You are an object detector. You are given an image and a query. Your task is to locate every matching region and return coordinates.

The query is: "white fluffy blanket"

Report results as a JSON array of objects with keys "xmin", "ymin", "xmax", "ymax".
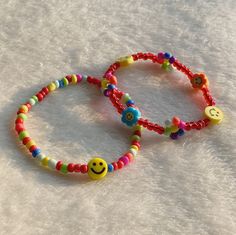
[{"xmin": 0, "ymin": 0, "xmax": 235, "ymax": 234}]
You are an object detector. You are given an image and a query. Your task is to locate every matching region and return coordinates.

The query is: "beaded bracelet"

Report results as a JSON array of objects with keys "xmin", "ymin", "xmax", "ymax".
[
  {"xmin": 100, "ymin": 52, "xmax": 223, "ymax": 139},
  {"xmin": 14, "ymin": 74, "xmax": 141, "ymax": 180}
]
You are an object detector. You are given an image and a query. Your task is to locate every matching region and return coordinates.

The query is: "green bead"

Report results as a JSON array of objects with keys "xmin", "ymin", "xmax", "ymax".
[
  {"xmin": 17, "ymin": 113, "xmax": 27, "ymax": 121},
  {"xmin": 164, "ymin": 127, "xmax": 172, "ymax": 136},
  {"xmin": 62, "ymin": 77, "xmax": 69, "ymax": 86},
  {"xmin": 162, "ymin": 61, "xmax": 172, "ymax": 71},
  {"xmin": 60, "ymin": 164, "xmax": 68, "ymax": 174},
  {"xmin": 32, "ymin": 95, "xmax": 38, "ymax": 103},
  {"xmin": 19, "ymin": 131, "xmax": 29, "ymax": 140},
  {"xmin": 121, "ymin": 93, "xmax": 131, "ymax": 104},
  {"xmin": 131, "ymin": 135, "xmax": 141, "ymax": 142}
]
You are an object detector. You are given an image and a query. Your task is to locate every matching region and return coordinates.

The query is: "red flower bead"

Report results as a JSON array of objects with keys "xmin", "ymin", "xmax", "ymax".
[
  {"xmin": 15, "ymin": 118, "xmax": 23, "ymax": 124},
  {"xmin": 191, "ymin": 73, "xmax": 208, "ymax": 89}
]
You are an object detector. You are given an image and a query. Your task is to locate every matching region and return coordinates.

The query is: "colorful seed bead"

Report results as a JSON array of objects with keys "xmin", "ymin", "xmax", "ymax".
[
  {"xmin": 41, "ymin": 157, "xmax": 50, "ymax": 166},
  {"xmin": 117, "ymin": 56, "xmax": 134, "ymax": 67},
  {"xmin": 14, "ymin": 75, "xmax": 141, "ymax": 180},
  {"xmin": 103, "ymin": 51, "xmax": 221, "ymax": 138}
]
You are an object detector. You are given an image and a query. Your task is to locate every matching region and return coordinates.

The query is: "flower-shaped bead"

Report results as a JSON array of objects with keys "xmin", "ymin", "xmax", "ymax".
[
  {"xmin": 121, "ymin": 107, "xmax": 141, "ymax": 127},
  {"xmin": 191, "ymin": 73, "xmax": 208, "ymax": 89}
]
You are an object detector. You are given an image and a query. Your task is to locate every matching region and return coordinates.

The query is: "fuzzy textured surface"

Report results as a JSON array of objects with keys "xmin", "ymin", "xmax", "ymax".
[{"xmin": 0, "ymin": 0, "xmax": 236, "ymax": 234}]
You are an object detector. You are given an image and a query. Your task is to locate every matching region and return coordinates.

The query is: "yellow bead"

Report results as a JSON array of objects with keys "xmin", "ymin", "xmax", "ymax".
[
  {"xmin": 170, "ymin": 125, "xmax": 179, "ymax": 133},
  {"xmin": 48, "ymin": 82, "xmax": 56, "ymax": 92},
  {"xmin": 117, "ymin": 56, "xmax": 134, "ymax": 67},
  {"xmin": 204, "ymin": 106, "xmax": 223, "ymax": 124},
  {"xmin": 88, "ymin": 158, "xmax": 108, "ymax": 180},
  {"xmin": 71, "ymin": 74, "xmax": 77, "ymax": 84},
  {"xmin": 20, "ymin": 105, "xmax": 28, "ymax": 113},
  {"xmin": 133, "ymin": 125, "xmax": 142, "ymax": 131},
  {"xmin": 41, "ymin": 157, "xmax": 50, "ymax": 166},
  {"xmin": 101, "ymin": 79, "xmax": 109, "ymax": 89},
  {"xmin": 130, "ymin": 145, "xmax": 139, "ymax": 151},
  {"xmin": 26, "ymin": 140, "xmax": 36, "ymax": 149}
]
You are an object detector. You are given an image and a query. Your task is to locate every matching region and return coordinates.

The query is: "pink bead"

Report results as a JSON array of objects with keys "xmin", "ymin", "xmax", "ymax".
[
  {"xmin": 76, "ymin": 74, "xmax": 83, "ymax": 83},
  {"xmin": 172, "ymin": 116, "xmax": 180, "ymax": 126},
  {"xmin": 179, "ymin": 120, "xmax": 186, "ymax": 129},
  {"xmin": 119, "ymin": 156, "xmax": 129, "ymax": 165}
]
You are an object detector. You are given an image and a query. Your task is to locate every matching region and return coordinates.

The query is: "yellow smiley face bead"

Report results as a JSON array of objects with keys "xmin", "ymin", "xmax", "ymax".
[
  {"xmin": 88, "ymin": 158, "xmax": 108, "ymax": 180},
  {"xmin": 117, "ymin": 56, "xmax": 134, "ymax": 67},
  {"xmin": 204, "ymin": 106, "xmax": 224, "ymax": 124}
]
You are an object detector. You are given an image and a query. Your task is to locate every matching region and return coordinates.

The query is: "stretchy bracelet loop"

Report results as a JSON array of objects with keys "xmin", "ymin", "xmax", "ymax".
[
  {"xmin": 14, "ymin": 74, "xmax": 142, "ymax": 180},
  {"xmin": 101, "ymin": 52, "xmax": 223, "ymax": 139}
]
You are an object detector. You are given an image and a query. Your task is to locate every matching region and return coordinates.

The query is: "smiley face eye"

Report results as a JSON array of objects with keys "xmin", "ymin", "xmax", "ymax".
[
  {"xmin": 93, "ymin": 163, "xmax": 96, "ymax": 166},
  {"xmin": 99, "ymin": 162, "xmax": 103, "ymax": 166}
]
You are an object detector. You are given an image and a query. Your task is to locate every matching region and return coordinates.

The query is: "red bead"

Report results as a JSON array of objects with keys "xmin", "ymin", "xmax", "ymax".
[
  {"xmin": 112, "ymin": 162, "xmax": 118, "ymax": 171},
  {"xmin": 15, "ymin": 123, "xmax": 25, "ymax": 133},
  {"xmin": 126, "ymin": 153, "xmax": 134, "ymax": 162},
  {"xmin": 15, "ymin": 118, "xmax": 23, "ymax": 124},
  {"xmin": 66, "ymin": 75, "xmax": 72, "ymax": 83},
  {"xmin": 36, "ymin": 93, "xmax": 44, "ymax": 102},
  {"xmin": 117, "ymin": 160, "xmax": 124, "ymax": 169},
  {"xmin": 67, "ymin": 163, "xmax": 75, "ymax": 172},
  {"xmin": 25, "ymin": 103, "xmax": 32, "ymax": 111},
  {"xmin": 42, "ymin": 87, "xmax": 49, "ymax": 95},
  {"xmin": 22, "ymin": 137, "xmax": 31, "ymax": 145},
  {"xmin": 74, "ymin": 164, "xmax": 81, "ymax": 172},
  {"xmin": 133, "ymin": 130, "xmax": 141, "ymax": 137},
  {"xmin": 56, "ymin": 161, "xmax": 63, "ymax": 171},
  {"xmin": 131, "ymin": 141, "xmax": 141, "ymax": 149},
  {"xmin": 29, "ymin": 145, "xmax": 37, "ymax": 152},
  {"xmin": 80, "ymin": 164, "xmax": 88, "ymax": 174}
]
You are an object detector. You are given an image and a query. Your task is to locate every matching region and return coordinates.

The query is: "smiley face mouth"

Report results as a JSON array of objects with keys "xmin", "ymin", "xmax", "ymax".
[{"xmin": 91, "ymin": 167, "xmax": 106, "ymax": 175}]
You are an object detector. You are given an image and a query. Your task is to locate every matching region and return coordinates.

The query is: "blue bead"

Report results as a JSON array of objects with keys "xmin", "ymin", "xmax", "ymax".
[
  {"xmin": 32, "ymin": 148, "xmax": 41, "ymax": 158},
  {"xmin": 126, "ymin": 100, "xmax": 135, "ymax": 106},
  {"xmin": 59, "ymin": 80, "xmax": 64, "ymax": 88},
  {"xmin": 178, "ymin": 129, "xmax": 185, "ymax": 136},
  {"xmin": 164, "ymin": 52, "xmax": 171, "ymax": 59},
  {"xmin": 108, "ymin": 84, "xmax": 116, "ymax": 90},
  {"xmin": 108, "ymin": 164, "xmax": 114, "ymax": 172}
]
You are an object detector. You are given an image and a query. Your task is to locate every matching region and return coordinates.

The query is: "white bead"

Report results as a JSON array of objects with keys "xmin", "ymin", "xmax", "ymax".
[
  {"xmin": 36, "ymin": 153, "xmax": 46, "ymax": 161},
  {"xmin": 29, "ymin": 98, "xmax": 36, "ymax": 106},
  {"xmin": 48, "ymin": 159, "xmax": 57, "ymax": 169},
  {"xmin": 129, "ymin": 148, "xmax": 137, "ymax": 156},
  {"xmin": 54, "ymin": 80, "xmax": 60, "ymax": 88}
]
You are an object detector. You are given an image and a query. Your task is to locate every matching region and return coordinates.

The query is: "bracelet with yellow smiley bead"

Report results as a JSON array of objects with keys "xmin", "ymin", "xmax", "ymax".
[
  {"xmin": 14, "ymin": 74, "xmax": 142, "ymax": 180},
  {"xmin": 101, "ymin": 52, "xmax": 223, "ymax": 140}
]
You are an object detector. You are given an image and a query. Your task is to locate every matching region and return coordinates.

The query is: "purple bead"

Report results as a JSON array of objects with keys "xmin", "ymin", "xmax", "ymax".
[
  {"xmin": 119, "ymin": 156, "xmax": 129, "ymax": 165},
  {"xmin": 103, "ymin": 89, "xmax": 110, "ymax": 97},
  {"xmin": 170, "ymin": 132, "xmax": 178, "ymax": 140},
  {"xmin": 169, "ymin": 56, "xmax": 175, "ymax": 64}
]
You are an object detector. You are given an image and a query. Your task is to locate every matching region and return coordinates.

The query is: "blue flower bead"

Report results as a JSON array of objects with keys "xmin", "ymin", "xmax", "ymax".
[{"xmin": 121, "ymin": 107, "xmax": 141, "ymax": 127}]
